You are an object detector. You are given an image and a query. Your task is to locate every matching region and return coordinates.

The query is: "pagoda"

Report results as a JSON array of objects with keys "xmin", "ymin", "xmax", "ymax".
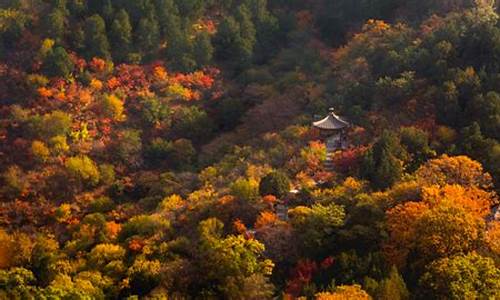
[{"xmin": 312, "ymin": 108, "xmax": 350, "ymax": 170}]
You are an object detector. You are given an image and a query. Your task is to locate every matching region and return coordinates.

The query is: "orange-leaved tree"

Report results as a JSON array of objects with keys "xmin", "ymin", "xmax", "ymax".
[
  {"xmin": 384, "ymin": 184, "xmax": 493, "ymax": 269},
  {"xmin": 416, "ymin": 155, "xmax": 493, "ymax": 190}
]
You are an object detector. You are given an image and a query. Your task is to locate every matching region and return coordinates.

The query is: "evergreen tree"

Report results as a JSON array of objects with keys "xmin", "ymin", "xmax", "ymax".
[
  {"xmin": 214, "ymin": 11, "xmax": 256, "ymax": 68},
  {"xmin": 460, "ymin": 122, "xmax": 494, "ymax": 161},
  {"xmin": 400, "ymin": 127, "xmax": 434, "ymax": 172},
  {"xmin": 87, "ymin": 0, "xmax": 114, "ymax": 20},
  {"xmin": 376, "ymin": 148, "xmax": 402, "ymax": 188},
  {"xmin": 155, "ymin": 0, "xmax": 196, "ymax": 71},
  {"xmin": 362, "ymin": 131, "xmax": 406, "ymax": 190},
  {"xmin": 259, "ymin": 171, "xmax": 290, "ymax": 198},
  {"xmin": 213, "ymin": 3, "xmax": 257, "ymax": 68},
  {"xmin": 234, "ymin": 4, "xmax": 256, "ymax": 65},
  {"xmin": 43, "ymin": 8, "xmax": 66, "ymax": 43},
  {"xmin": 214, "ymin": 16, "xmax": 240, "ymax": 61},
  {"xmin": 70, "ymin": 24, "xmax": 85, "ymax": 52},
  {"xmin": 84, "ymin": 14, "xmax": 111, "ymax": 59},
  {"xmin": 254, "ymin": 13, "xmax": 279, "ymax": 62},
  {"xmin": 175, "ymin": 0, "xmax": 206, "ymax": 19},
  {"xmin": 43, "ymin": 46, "xmax": 74, "ymax": 78},
  {"xmin": 165, "ymin": 28, "xmax": 196, "ymax": 71},
  {"xmin": 136, "ymin": 15, "xmax": 160, "ymax": 61},
  {"xmin": 171, "ymin": 106, "xmax": 214, "ymax": 143},
  {"xmin": 110, "ymin": 9, "xmax": 132, "ymax": 62},
  {"xmin": 243, "ymin": 0, "xmax": 280, "ymax": 62},
  {"xmin": 155, "ymin": 0, "xmax": 181, "ymax": 41},
  {"xmin": 468, "ymin": 92, "xmax": 500, "ymax": 140},
  {"xmin": 193, "ymin": 32, "xmax": 214, "ymax": 67}
]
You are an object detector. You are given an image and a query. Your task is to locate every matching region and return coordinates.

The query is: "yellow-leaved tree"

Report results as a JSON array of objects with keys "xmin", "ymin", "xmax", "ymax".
[{"xmin": 316, "ymin": 285, "xmax": 372, "ymax": 300}]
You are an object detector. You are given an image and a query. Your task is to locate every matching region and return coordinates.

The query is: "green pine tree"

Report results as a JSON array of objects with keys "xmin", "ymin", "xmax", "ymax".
[
  {"xmin": 234, "ymin": 4, "xmax": 256, "ymax": 66},
  {"xmin": 110, "ymin": 9, "xmax": 132, "ymax": 62},
  {"xmin": 362, "ymin": 131, "xmax": 406, "ymax": 190},
  {"xmin": 155, "ymin": 0, "xmax": 181, "ymax": 41},
  {"xmin": 43, "ymin": 46, "xmax": 74, "ymax": 78},
  {"xmin": 43, "ymin": 8, "xmax": 66, "ymax": 43},
  {"xmin": 136, "ymin": 15, "xmax": 160, "ymax": 61},
  {"xmin": 84, "ymin": 14, "xmax": 111, "ymax": 59},
  {"xmin": 193, "ymin": 32, "xmax": 214, "ymax": 67}
]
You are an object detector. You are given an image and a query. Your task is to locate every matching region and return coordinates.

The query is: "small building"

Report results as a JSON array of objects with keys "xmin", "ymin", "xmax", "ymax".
[{"xmin": 313, "ymin": 108, "xmax": 350, "ymax": 170}]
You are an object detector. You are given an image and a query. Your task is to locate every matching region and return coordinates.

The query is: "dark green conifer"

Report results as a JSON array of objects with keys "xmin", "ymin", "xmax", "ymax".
[
  {"xmin": 84, "ymin": 14, "xmax": 111, "ymax": 59},
  {"xmin": 43, "ymin": 46, "xmax": 74, "ymax": 78},
  {"xmin": 110, "ymin": 9, "xmax": 132, "ymax": 62}
]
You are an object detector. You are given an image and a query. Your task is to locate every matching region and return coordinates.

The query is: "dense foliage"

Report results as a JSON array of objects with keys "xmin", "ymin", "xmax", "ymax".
[{"xmin": 0, "ymin": 0, "xmax": 499, "ymax": 298}]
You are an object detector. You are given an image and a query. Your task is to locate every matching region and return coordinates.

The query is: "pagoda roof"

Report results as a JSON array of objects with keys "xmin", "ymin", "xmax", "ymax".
[{"xmin": 313, "ymin": 108, "xmax": 349, "ymax": 130}]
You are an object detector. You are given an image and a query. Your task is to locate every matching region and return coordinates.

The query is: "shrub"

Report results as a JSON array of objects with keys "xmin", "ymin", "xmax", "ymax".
[
  {"xmin": 65, "ymin": 155, "xmax": 100, "ymax": 186},
  {"xmin": 259, "ymin": 171, "xmax": 291, "ymax": 198}
]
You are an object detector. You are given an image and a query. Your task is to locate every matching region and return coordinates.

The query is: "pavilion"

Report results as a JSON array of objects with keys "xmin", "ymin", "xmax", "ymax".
[{"xmin": 312, "ymin": 108, "xmax": 350, "ymax": 170}]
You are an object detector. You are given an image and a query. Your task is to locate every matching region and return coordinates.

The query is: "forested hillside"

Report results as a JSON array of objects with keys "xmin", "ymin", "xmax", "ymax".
[{"xmin": 0, "ymin": 0, "xmax": 499, "ymax": 299}]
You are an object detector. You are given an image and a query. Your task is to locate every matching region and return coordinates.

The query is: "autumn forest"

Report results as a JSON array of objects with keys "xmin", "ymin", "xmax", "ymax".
[{"xmin": 0, "ymin": 0, "xmax": 499, "ymax": 299}]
